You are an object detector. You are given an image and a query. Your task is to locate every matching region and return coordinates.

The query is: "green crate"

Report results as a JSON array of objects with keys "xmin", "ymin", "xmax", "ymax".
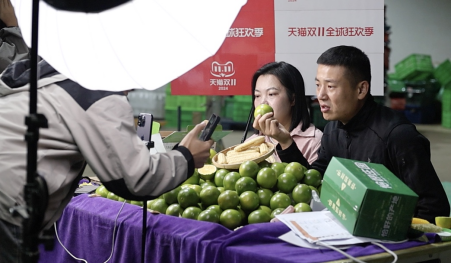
[
  {"xmin": 164, "ymin": 109, "xmax": 206, "ymax": 128},
  {"xmin": 164, "ymin": 95, "xmax": 206, "ymax": 111},
  {"xmin": 395, "ymin": 54, "xmax": 434, "ymax": 81},
  {"xmin": 442, "ymin": 111, "xmax": 451, "ymax": 128},
  {"xmin": 434, "ymin": 59, "xmax": 451, "ymax": 87},
  {"xmin": 442, "ymin": 87, "xmax": 451, "ymax": 112},
  {"xmin": 223, "ymin": 97, "xmax": 252, "ymax": 122},
  {"xmin": 233, "ymin": 95, "xmax": 252, "ymax": 103},
  {"xmin": 404, "ymin": 80, "xmax": 441, "ymax": 107},
  {"xmin": 387, "ymin": 72, "xmax": 402, "ymax": 81},
  {"xmin": 311, "ymin": 103, "xmax": 329, "ymax": 130},
  {"xmin": 387, "ymin": 79, "xmax": 405, "ymax": 93}
]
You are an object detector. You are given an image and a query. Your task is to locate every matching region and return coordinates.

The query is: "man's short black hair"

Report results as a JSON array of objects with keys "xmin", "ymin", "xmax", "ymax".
[{"xmin": 317, "ymin": 45, "xmax": 372, "ymax": 92}]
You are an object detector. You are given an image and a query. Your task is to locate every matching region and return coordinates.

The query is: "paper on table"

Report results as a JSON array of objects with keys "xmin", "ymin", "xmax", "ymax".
[
  {"xmin": 279, "ymin": 231, "xmax": 353, "ymax": 249},
  {"xmin": 276, "ymin": 211, "xmax": 407, "ymax": 247}
]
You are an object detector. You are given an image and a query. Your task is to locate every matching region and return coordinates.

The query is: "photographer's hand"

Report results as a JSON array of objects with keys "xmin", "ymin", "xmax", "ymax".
[
  {"xmin": 0, "ymin": 0, "xmax": 18, "ymax": 27},
  {"xmin": 179, "ymin": 122, "xmax": 214, "ymax": 168}
]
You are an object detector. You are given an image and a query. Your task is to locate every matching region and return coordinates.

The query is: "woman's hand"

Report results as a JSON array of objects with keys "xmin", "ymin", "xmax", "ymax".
[{"xmin": 253, "ymin": 112, "xmax": 293, "ymax": 149}]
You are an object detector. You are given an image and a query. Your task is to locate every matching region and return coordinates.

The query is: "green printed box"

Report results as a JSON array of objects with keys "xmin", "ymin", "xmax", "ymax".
[{"xmin": 320, "ymin": 157, "xmax": 418, "ymax": 241}]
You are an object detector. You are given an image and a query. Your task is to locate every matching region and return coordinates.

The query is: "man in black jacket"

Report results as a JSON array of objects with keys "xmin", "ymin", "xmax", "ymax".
[{"xmin": 276, "ymin": 45, "xmax": 449, "ymax": 223}]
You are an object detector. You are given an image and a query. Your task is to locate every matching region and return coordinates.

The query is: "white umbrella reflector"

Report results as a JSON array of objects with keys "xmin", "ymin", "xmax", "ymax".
[{"xmin": 12, "ymin": 0, "xmax": 247, "ymax": 91}]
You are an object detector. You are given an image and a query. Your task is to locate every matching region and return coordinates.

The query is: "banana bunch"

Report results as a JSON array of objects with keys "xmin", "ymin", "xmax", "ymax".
[{"xmin": 217, "ymin": 136, "xmax": 270, "ymax": 165}]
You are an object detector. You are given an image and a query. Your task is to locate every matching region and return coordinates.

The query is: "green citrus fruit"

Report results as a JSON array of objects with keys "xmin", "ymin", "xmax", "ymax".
[
  {"xmin": 198, "ymin": 164, "xmax": 217, "ymax": 181},
  {"xmin": 206, "ymin": 204, "xmax": 223, "ymax": 215},
  {"xmin": 220, "ymin": 209, "xmax": 242, "ymax": 230},
  {"xmin": 150, "ymin": 199, "xmax": 168, "ymax": 214},
  {"xmin": 162, "ymin": 187, "xmax": 181, "ymax": 205},
  {"xmin": 257, "ymin": 188, "xmax": 273, "ymax": 206},
  {"xmin": 147, "ymin": 199, "xmax": 157, "ymax": 209},
  {"xmin": 284, "ymin": 162, "xmax": 306, "ymax": 182},
  {"xmin": 177, "ymin": 188, "xmax": 200, "ymax": 209},
  {"xmin": 183, "ymin": 169, "xmax": 200, "ymax": 185},
  {"xmin": 258, "ymin": 160, "xmax": 272, "ymax": 169},
  {"xmin": 277, "ymin": 173, "xmax": 298, "ymax": 193},
  {"xmin": 270, "ymin": 192, "xmax": 291, "ymax": 210},
  {"xmin": 198, "ymin": 209, "xmax": 220, "ymax": 223},
  {"xmin": 292, "ymin": 184, "xmax": 312, "ymax": 204},
  {"xmin": 217, "ymin": 190, "xmax": 240, "ymax": 210},
  {"xmin": 248, "ymin": 210, "xmax": 271, "ymax": 224},
  {"xmin": 206, "ymin": 148, "xmax": 217, "ymax": 164},
  {"xmin": 223, "ymin": 171, "xmax": 241, "ymax": 191},
  {"xmin": 166, "ymin": 203, "xmax": 184, "ymax": 217},
  {"xmin": 294, "ymin": 202, "xmax": 312, "ymax": 213},
  {"xmin": 217, "ymin": 187, "xmax": 225, "ymax": 193},
  {"xmin": 256, "ymin": 167, "xmax": 277, "ymax": 189},
  {"xmin": 271, "ymin": 207, "xmax": 285, "ymax": 219},
  {"xmin": 214, "ymin": 169, "xmax": 230, "ymax": 187},
  {"xmin": 130, "ymin": 200, "xmax": 143, "ymax": 206},
  {"xmin": 239, "ymin": 191, "xmax": 260, "ymax": 211},
  {"xmin": 235, "ymin": 177, "xmax": 258, "ymax": 196},
  {"xmin": 187, "ymin": 184, "xmax": 202, "ymax": 197},
  {"xmin": 271, "ymin": 162, "xmax": 287, "ymax": 177},
  {"xmin": 309, "ymin": 185, "xmax": 319, "ymax": 196},
  {"xmin": 254, "ymin": 104, "xmax": 274, "ymax": 118},
  {"xmin": 182, "ymin": 206, "xmax": 202, "ymax": 220},
  {"xmin": 258, "ymin": 205, "xmax": 272, "ymax": 216},
  {"xmin": 239, "ymin": 160, "xmax": 260, "ymax": 179},
  {"xmin": 200, "ymin": 185, "xmax": 221, "ymax": 207},
  {"xmin": 303, "ymin": 169, "xmax": 322, "ymax": 187},
  {"xmin": 107, "ymin": 192, "xmax": 119, "ymax": 201},
  {"xmin": 95, "ymin": 185, "xmax": 109, "ymax": 198},
  {"xmin": 201, "ymin": 180, "xmax": 216, "ymax": 188}
]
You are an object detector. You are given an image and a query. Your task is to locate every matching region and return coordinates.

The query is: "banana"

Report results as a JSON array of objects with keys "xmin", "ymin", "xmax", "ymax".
[{"xmin": 234, "ymin": 136, "xmax": 265, "ymax": 152}]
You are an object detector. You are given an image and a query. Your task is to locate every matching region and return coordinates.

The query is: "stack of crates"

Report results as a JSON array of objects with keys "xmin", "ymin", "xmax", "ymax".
[
  {"xmin": 223, "ymin": 95, "xmax": 252, "ymax": 123},
  {"xmin": 442, "ymin": 82, "xmax": 451, "ymax": 128},
  {"xmin": 387, "ymin": 54, "xmax": 446, "ymax": 124},
  {"xmin": 164, "ymin": 85, "xmax": 206, "ymax": 128},
  {"xmin": 310, "ymin": 99, "xmax": 329, "ymax": 131},
  {"xmin": 433, "ymin": 60, "xmax": 451, "ymax": 128},
  {"xmin": 394, "ymin": 54, "xmax": 434, "ymax": 81}
]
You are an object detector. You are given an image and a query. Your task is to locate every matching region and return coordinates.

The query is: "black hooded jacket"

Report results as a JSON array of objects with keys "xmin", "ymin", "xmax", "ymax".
[{"xmin": 277, "ymin": 95, "xmax": 450, "ymax": 222}]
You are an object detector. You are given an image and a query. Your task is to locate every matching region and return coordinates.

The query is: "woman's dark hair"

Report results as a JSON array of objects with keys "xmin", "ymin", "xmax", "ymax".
[
  {"xmin": 251, "ymin": 61, "xmax": 311, "ymax": 132},
  {"xmin": 317, "ymin": 45, "xmax": 372, "ymax": 92}
]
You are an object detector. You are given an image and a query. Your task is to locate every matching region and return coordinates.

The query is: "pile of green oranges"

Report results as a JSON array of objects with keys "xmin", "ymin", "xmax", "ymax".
[{"xmin": 96, "ymin": 160, "xmax": 322, "ymax": 230}]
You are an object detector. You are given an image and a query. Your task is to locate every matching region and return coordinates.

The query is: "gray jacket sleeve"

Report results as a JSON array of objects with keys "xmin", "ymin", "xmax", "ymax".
[
  {"xmin": 0, "ymin": 27, "xmax": 29, "ymax": 72},
  {"xmin": 69, "ymin": 94, "xmax": 192, "ymax": 200}
]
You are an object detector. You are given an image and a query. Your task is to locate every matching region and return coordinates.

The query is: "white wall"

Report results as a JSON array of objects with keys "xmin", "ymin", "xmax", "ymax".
[{"xmin": 385, "ymin": 0, "xmax": 451, "ymax": 72}]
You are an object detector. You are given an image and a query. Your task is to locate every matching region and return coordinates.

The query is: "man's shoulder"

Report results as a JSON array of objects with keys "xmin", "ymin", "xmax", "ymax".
[{"xmin": 370, "ymin": 104, "xmax": 413, "ymax": 137}]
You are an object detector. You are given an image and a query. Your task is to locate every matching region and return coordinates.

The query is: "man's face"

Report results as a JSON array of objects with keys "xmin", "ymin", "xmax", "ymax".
[{"xmin": 315, "ymin": 65, "xmax": 362, "ymax": 125}]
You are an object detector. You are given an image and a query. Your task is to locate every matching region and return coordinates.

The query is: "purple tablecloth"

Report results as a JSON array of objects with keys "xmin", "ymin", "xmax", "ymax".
[{"xmin": 38, "ymin": 194, "xmax": 431, "ymax": 263}]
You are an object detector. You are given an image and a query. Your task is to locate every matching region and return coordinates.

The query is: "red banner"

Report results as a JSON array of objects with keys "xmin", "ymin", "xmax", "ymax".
[{"xmin": 171, "ymin": 0, "xmax": 275, "ymax": 95}]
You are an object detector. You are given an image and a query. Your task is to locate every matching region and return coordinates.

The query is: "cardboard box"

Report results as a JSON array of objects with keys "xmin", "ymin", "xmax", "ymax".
[{"xmin": 320, "ymin": 157, "xmax": 418, "ymax": 241}]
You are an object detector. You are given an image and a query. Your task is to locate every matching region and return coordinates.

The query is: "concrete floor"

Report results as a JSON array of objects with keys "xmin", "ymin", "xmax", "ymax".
[{"xmin": 83, "ymin": 124, "xmax": 451, "ymax": 183}]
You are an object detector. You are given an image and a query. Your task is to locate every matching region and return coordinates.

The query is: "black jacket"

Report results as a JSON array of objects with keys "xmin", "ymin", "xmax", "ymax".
[{"xmin": 277, "ymin": 95, "xmax": 450, "ymax": 222}]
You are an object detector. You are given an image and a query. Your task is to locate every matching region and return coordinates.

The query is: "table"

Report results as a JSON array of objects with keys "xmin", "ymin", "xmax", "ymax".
[{"xmin": 38, "ymin": 194, "xmax": 449, "ymax": 263}]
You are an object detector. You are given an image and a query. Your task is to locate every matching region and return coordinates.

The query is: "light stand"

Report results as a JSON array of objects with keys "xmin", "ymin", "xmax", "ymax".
[
  {"xmin": 9, "ymin": 0, "xmax": 53, "ymax": 262},
  {"xmin": 241, "ymin": 106, "xmax": 255, "ymax": 143},
  {"xmin": 141, "ymin": 139, "xmax": 154, "ymax": 263}
]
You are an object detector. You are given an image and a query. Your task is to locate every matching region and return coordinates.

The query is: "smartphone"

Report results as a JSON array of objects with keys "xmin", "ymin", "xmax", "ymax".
[
  {"xmin": 199, "ymin": 114, "xmax": 221, "ymax": 141},
  {"xmin": 136, "ymin": 113, "xmax": 153, "ymax": 142}
]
